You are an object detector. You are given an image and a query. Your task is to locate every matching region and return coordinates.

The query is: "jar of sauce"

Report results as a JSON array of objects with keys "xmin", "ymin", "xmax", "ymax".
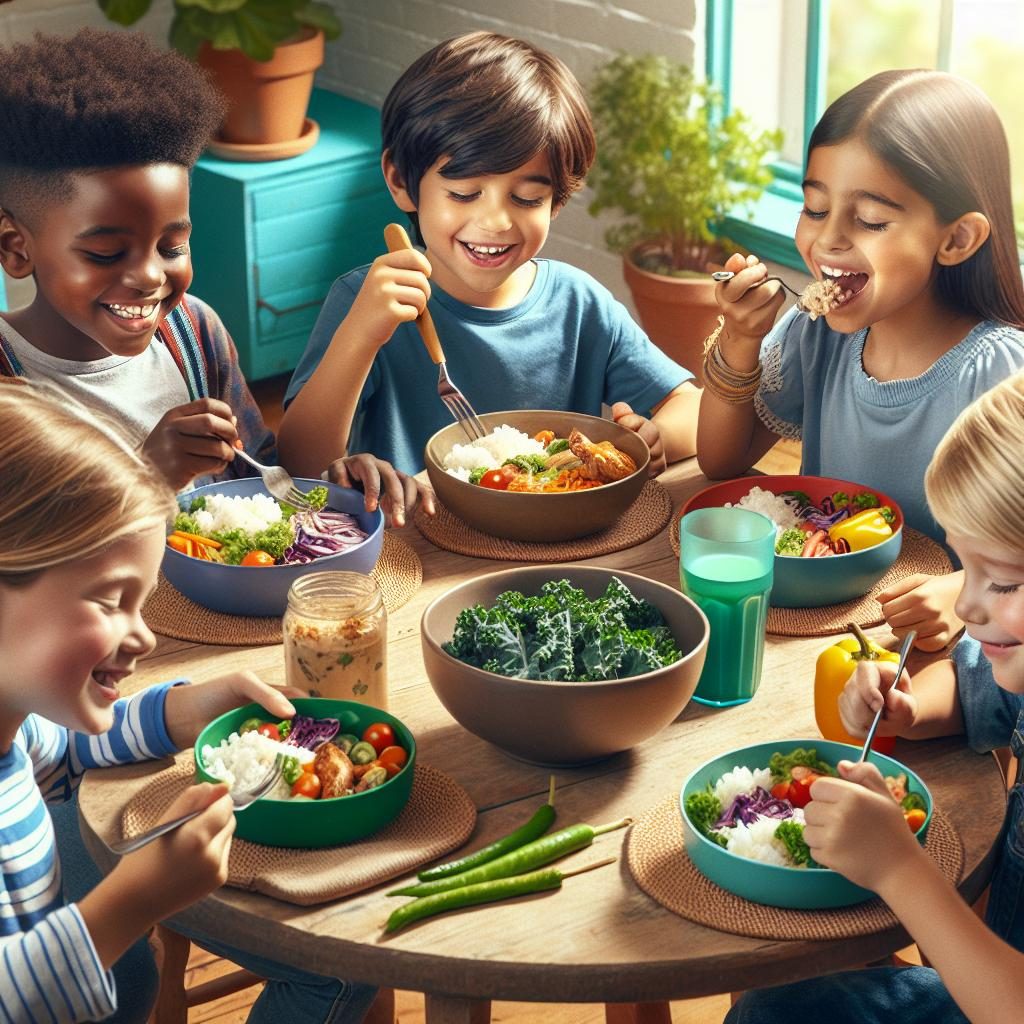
[{"xmin": 283, "ymin": 571, "xmax": 388, "ymax": 709}]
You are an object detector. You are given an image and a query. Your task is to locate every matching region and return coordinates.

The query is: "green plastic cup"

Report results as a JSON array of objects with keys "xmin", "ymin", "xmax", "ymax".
[{"xmin": 679, "ymin": 507, "xmax": 775, "ymax": 707}]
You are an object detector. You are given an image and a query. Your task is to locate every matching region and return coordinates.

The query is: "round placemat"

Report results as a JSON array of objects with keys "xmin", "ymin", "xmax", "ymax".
[
  {"xmin": 142, "ymin": 531, "xmax": 423, "ymax": 646},
  {"xmin": 627, "ymin": 794, "xmax": 963, "ymax": 940},
  {"xmin": 414, "ymin": 479, "xmax": 673, "ymax": 562},
  {"xmin": 668, "ymin": 514, "xmax": 953, "ymax": 637},
  {"xmin": 121, "ymin": 756, "xmax": 476, "ymax": 906}
]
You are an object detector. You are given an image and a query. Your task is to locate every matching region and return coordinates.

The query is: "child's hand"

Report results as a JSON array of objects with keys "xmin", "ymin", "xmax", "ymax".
[
  {"xmin": 142, "ymin": 397, "xmax": 239, "ymax": 490},
  {"xmin": 804, "ymin": 761, "xmax": 924, "ymax": 892},
  {"xmin": 611, "ymin": 401, "xmax": 665, "ymax": 476},
  {"xmin": 838, "ymin": 659, "xmax": 917, "ymax": 739},
  {"xmin": 163, "ymin": 671, "xmax": 299, "ymax": 750},
  {"xmin": 714, "ymin": 252, "xmax": 787, "ymax": 352},
  {"xmin": 346, "ymin": 249, "xmax": 432, "ymax": 349},
  {"xmin": 878, "ymin": 572, "xmax": 965, "ymax": 652},
  {"xmin": 327, "ymin": 453, "xmax": 436, "ymax": 528}
]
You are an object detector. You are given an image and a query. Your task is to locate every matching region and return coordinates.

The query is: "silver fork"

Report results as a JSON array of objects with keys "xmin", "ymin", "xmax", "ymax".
[
  {"xmin": 858, "ymin": 631, "xmax": 916, "ymax": 762},
  {"xmin": 232, "ymin": 447, "xmax": 313, "ymax": 510},
  {"xmin": 383, "ymin": 223, "xmax": 487, "ymax": 441},
  {"xmin": 109, "ymin": 753, "xmax": 286, "ymax": 855}
]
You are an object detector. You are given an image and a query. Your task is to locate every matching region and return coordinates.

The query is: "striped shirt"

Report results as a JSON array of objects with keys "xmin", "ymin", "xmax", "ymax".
[{"xmin": 0, "ymin": 683, "xmax": 180, "ymax": 1023}]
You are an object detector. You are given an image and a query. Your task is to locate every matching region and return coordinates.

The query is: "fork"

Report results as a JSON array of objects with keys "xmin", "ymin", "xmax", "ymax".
[
  {"xmin": 711, "ymin": 269, "xmax": 804, "ymax": 300},
  {"xmin": 232, "ymin": 446, "xmax": 313, "ymax": 511},
  {"xmin": 109, "ymin": 754, "xmax": 286, "ymax": 855},
  {"xmin": 383, "ymin": 223, "xmax": 487, "ymax": 441},
  {"xmin": 858, "ymin": 630, "xmax": 916, "ymax": 763}
]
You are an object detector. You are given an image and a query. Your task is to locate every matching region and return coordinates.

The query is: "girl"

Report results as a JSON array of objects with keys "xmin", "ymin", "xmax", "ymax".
[
  {"xmin": 726, "ymin": 369, "xmax": 1024, "ymax": 1024},
  {"xmin": 0, "ymin": 381, "xmax": 375, "ymax": 1023},
  {"xmin": 696, "ymin": 70, "xmax": 1024, "ymax": 653}
]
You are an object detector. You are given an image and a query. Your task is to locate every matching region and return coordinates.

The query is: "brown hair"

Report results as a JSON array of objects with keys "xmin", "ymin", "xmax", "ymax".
[
  {"xmin": 382, "ymin": 31, "xmax": 596, "ymax": 237},
  {"xmin": 809, "ymin": 70, "xmax": 1024, "ymax": 329}
]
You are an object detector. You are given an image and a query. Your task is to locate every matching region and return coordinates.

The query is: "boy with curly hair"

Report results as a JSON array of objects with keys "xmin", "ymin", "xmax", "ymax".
[{"xmin": 278, "ymin": 31, "xmax": 700, "ymax": 478}]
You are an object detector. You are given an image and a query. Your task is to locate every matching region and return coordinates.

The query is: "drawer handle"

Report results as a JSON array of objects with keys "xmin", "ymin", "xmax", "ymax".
[{"xmin": 253, "ymin": 265, "xmax": 326, "ymax": 317}]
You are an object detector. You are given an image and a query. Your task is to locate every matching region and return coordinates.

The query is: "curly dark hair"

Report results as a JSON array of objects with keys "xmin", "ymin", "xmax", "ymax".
[{"xmin": 0, "ymin": 28, "xmax": 225, "ymax": 222}]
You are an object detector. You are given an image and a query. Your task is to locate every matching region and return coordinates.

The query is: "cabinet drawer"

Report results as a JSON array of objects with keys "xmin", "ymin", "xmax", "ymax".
[{"xmin": 251, "ymin": 161, "xmax": 380, "ymax": 223}]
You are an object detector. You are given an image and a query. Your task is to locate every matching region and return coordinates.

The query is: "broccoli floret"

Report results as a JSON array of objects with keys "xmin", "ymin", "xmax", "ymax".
[
  {"xmin": 775, "ymin": 820, "xmax": 814, "ymax": 866},
  {"xmin": 831, "ymin": 490, "xmax": 850, "ymax": 508},
  {"xmin": 545, "ymin": 438, "xmax": 570, "ymax": 456},
  {"xmin": 901, "ymin": 792, "xmax": 927, "ymax": 812},
  {"xmin": 214, "ymin": 519, "xmax": 292, "ymax": 564},
  {"xmin": 173, "ymin": 511, "xmax": 201, "ymax": 535},
  {"xmin": 280, "ymin": 485, "xmax": 328, "ymax": 517},
  {"xmin": 878, "ymin": 505, "xmax": 895, "ymax": 524},
  {"xmin": 685, "ymin": 789, "xmax": 728, "ymax": 847},
  {"xmin": 853, "ymin": 492, "xmax": 881, "ymax": 510},
  {"xmin": 503, "ymin": 454, "xmax": 548, "ymax": 474},
  {"xmin": 775, "ymin": 528, "xmax": 807, "ymax": 557}
]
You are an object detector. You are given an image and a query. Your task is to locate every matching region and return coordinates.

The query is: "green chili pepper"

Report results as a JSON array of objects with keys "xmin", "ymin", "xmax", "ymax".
[
  {"xmin": 418, "ymin": 777, "xmax": 557, "ymax": 882},
  {"xmin": 385, "ymin": 857, "xmax": 615, "ymax": 933},
  {"xmin": 277, "ymin": 720, "xmax": 292, "ymax": 740},
  {"xmin": 238, "ymin": 717, "xmax": 264, "ymax": 735},
  {"xmin": 281, "ymin": 755, "xmax": 302, "ymax": 785},
  {"xmin": 388, "ymin": 815, "xmax": 632, "ymax": 898}
]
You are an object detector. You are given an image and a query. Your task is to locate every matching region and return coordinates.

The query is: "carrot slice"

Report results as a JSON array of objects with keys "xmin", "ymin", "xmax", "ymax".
[{"xmin": 169, "ymin": 530, "xmax": 222, "ymax": 550}]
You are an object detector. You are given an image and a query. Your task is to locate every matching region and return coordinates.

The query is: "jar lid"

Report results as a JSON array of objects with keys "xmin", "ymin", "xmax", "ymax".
[{"xmin": 286, "ymin": 570, "xmax": 383, "ymax": 618}]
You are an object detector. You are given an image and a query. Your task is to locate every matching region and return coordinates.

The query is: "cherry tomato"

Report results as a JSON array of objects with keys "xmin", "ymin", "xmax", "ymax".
[
  {"xmin": 478, "ymin": 466, "xmax": 517, "ymax": 490},
  {"xmin": 770, "ymin": 781, "xmax": 791, "ymax": 801},
  {"xmin": 241, "ymin": 550, "xmax": 276, "ymax": 567},
  {"xmin": 787, "ymin": 774, "xmax": 821, "ymax": 809},
  {"xmin": 362, "ymin": 722, "xmax": 396, "ymax": 755},
  {"xmin": 256, "ymin": 722, "xmax": 281, "ymax": 740},
  {"xmin": 378, "ymin": 745, "xmax": 408, "ymax": 777},
  {"xmin": 291, "ymin": 773, "xmax": 322, "ymax": 799},
  {"xmin": 904, "ymin": 808, "xmax": 928, "ymax": 833}
]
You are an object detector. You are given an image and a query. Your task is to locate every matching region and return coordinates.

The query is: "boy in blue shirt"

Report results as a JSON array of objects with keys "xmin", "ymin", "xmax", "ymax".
[{"xmin": 278, "ymin": 31, "xmax": 700, "ymax": 478}]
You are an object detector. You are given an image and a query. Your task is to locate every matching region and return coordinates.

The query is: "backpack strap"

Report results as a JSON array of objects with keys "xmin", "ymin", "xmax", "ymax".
[
  {"xmin": 156, "ymin": 298, "xmax": 210, "ymax": 400},
  {"xmin": 0, "ymin": 323, "xmax": 24, "ymax": 378}
]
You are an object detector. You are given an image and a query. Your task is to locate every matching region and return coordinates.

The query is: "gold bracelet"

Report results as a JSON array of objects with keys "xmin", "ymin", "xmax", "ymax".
[{"xmin": 701, "ymin": 317, "xmax": 762, "ymax": 404}]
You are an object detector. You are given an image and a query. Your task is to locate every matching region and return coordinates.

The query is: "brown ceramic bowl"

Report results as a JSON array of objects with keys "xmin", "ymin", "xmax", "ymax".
[
  {"xmin": 420, "ymin": 564, "xmax": 709, "ymax": 766},
  {"xmin": 424, "ymin": 410, "xmax": 650, "ymax": 542}
]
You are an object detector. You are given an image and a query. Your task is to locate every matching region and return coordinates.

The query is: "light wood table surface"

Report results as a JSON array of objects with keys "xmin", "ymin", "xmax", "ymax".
[{"xmin": 78, "ymin": 458, "xmax": 1007, "ymax": 1022}]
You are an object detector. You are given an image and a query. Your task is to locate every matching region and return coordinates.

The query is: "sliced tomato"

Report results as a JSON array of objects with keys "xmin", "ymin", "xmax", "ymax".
[
  {"xmin": 378, "ymin": 745, "xmax": 408, "ymax": 777},
  {"xmin": 770, "ymin": 781, "xmax": 791, "ymax": 801},
  {"xmin": 291, "ymin": 773, "xmax": 322, "ymax": 799},
  {"xmin": 362, "ymin": 722, "xmax": 395, "ymax": 754},
  {"xmin": 256, "ymin": 722, "xmax": 281, "ymax": 740},
  {"xmin": 478, "ymin": 466, "xmax": 518, "ymax": 490},
  {"xmin": 787, "ymin": 772, "xmax": 823, "ymax": 808}
]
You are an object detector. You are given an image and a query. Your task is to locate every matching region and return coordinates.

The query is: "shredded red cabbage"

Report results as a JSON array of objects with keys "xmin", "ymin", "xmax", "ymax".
[
  {"xmin": 715, "ymin": 786, "xmax": 794, "ymax": 828},
  {"xmin": 282, "ymin": 509, "xmax": 368, "ymax": 565},
  {"xmin": 285, "ymin": 715, "xmax": 341, "ymax": 749},
  {"xmin": 797, "ymin": 503, "xmax": 852, "ymax": 530}
]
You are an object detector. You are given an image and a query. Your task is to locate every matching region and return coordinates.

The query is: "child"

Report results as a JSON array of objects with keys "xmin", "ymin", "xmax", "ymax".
[
  {"xmin": 726, "ymin": 369, "xmax": 1024, "ymax": 1024},
  {"xmin": 277, "ymin": 31, "xmax": 700, "ymax": 479},
  {"xmin": 0, "ymin": 381, "xmax": 382, "ymax": 1022},
  {"xmin": 0, "ymin": 29, "xmax": 425, "ymax": 524},
  {"xmin": 696, "ymin": 69, "xmax": 1024, "ymax": 652}
]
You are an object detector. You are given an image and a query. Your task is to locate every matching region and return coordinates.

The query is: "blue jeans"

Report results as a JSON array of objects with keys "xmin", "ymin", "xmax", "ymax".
[{"xmin": 52, "ymin": 796, "xmax": 378, "ymax": 1023}]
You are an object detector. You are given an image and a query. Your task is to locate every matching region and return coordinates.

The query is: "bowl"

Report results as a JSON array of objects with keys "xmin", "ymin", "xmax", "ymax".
[
  {"xmin": 680, "ymin": 738, "xmax": 932, "ymax": 909},
  {"xmin": 420, "ymin": 564, "xmax": 709, "ymax": 766},
  {"xmin": 162, "ymin": 477, "xmax": 384, "ymax": 617},
  {"xmin": 680, "ymin": 474, "xmax": 903, "ymax": 607},
  {"xmin": 424, "ymin": 410, "xmax": 650, "ymax": 542},
  {"xmin": 194, "ymin": 697, "xmax": 415, "ymax": 848}
]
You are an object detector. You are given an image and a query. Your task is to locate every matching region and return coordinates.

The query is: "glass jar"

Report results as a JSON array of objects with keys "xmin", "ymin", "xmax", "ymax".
[{"xmin": 283, "ymin": 571, "xmax": 388, "ymax": 709}]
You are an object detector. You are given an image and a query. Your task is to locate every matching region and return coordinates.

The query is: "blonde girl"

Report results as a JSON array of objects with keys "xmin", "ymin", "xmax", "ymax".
[{"xmin": 726, "ymin": 369, "xmax": 1024, "ymax": 1024}]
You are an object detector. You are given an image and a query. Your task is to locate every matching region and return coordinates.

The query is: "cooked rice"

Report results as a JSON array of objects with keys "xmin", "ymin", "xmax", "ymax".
[
  {"xmin": 443, "ymin": 425, "xmax": 546, "ymax": 481},
  {"xmin": 713, "ymin": 765, "xmax": 774, "ymax": 807},
  {"xmin": 725, "ymin": 486, "xmax": 801, "ymax": 535},
  {"xmin": 722, "ymin": 815, "xmax": 793, "ymax": 866},
  {"xmin": 799, "ymin": 278, "xmax": 843, "ymax": 320},
  {"xmin": 200, "ymin": 729, "xmax": 312, "ymax": 800},
  {"xmin": 191, "ymin": 493, "xmax": 283, "ymax": 536}
]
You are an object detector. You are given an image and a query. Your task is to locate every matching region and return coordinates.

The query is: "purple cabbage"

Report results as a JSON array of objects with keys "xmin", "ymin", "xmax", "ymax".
[
  {"xmin": 796, "ymin": 503, "xmax": 852, "ymax": 531},
  {"xmin": 715, "ymin": 786, "xmax": 794, "ymax": 828},
  {"xmin": 282, "ymin": 509, "xmax": 368, "ymax": 565},
  {"xmin": 285, "ymin": 715, "xmax": 341, "ymax": 749}
]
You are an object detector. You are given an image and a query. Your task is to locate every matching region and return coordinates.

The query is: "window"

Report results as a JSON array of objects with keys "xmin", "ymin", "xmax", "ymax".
[{"xmin": 707, "ymin": 0, "xmax": 1024, "ymax": 268}]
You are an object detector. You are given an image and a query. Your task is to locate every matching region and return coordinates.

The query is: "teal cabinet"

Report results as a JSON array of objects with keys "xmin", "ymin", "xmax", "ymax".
[{"xmin": 188, "ymin": 89, "xmax": 396, "ymax": 381}]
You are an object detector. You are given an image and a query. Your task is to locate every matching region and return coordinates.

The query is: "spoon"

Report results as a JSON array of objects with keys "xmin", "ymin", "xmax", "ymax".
[
  {"xmin": 711, "ymin": 269, "xmax": 804, "ymax": 300},
  {"xmin": 858, "ymin": 630, "xmax": 916, "ymax": 762}
]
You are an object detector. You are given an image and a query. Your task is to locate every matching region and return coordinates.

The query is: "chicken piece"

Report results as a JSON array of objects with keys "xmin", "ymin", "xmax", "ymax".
[
  {"xmin": 314, "ymin": 742, "xmax": 355, "ymax": 799},
  {"xmin": 568, "ymin": 428, "xmax": 637, "ymax": 483}
]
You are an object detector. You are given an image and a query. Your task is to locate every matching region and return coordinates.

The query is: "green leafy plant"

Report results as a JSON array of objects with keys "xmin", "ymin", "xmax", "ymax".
[
  {"xmin": 97, "ymin": 0, "xmax": 342, "ymax": 62},
  {"xmin": 587, "ymin": 53, "xmax": 782, "ymax": 276}
]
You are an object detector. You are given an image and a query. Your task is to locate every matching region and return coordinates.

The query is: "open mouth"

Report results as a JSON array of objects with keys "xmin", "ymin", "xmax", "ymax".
[
  {"xmin": 820, "ymin": 265, "xmax": 869, "ymax": 307},
  {"xmin": 90, "ymin": 669, "xmax": 123, "ymax": 699},
  {"xmin": 100, "ymin": 301, "xmax": 162, "ymax": 324},
  {"xmin": 460, "ymin": 241, "xmax": 513, "ymax": 265}
]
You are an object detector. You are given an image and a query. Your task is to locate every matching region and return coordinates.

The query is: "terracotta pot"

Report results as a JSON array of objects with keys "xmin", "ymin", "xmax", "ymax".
[
  {"xmin": 198, "ymin": 28, "xmax": 324, "ymax": 146},
  {"xmin": 622, "ymin": 253, "xmax": 721, "ymax": 383}
]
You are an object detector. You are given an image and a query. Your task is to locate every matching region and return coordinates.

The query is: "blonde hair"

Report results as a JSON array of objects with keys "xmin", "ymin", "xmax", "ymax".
[
  {"xmin": 925, "ymin": 370, "xmax": 1024, "ymax": 550},
  {"xmin": 0, "ymin": 380, "xmax": 175, "ymax": 579}
]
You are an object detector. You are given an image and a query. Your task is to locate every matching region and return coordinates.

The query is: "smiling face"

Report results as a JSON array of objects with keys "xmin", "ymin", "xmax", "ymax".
[
  {"xmin": 0, "ymin": 524, "xmax": 164, "ymax": 748},
  {"xmin": 385, "ymin": 151, "xmax": 557, "ymax": 309},
  {"xmin": 947, "ymin": 531, "xmax": 1024, "ymax": 693},
  {"xmin": 1, "ymin": 163, "xmax": 192, "ymax": 361}
]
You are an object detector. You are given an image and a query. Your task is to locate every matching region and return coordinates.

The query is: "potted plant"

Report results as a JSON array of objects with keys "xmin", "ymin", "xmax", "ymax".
[
  {"xmin": 587, "ymin": 52, "xmax": 781, "ymax": 376},
  {"xmin": 97, "ymin": 0, "xmax": 342, "ymax": 152}
]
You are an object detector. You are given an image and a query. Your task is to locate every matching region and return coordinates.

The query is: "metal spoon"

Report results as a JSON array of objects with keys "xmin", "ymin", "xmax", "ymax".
[
  {"xmin": 711, "ymin": 269, "xmax": 804, "ymax": 300},
  {"xmin": 858, "ymin": 631, "xmax": 916, "ymax": 762}
]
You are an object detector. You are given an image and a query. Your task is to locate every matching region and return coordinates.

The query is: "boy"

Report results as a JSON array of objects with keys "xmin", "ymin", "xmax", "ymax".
[
  {"xmin": 278, "ymin": 31, "xmax": 700, "ymax": 479},
  {"xmin": 0, "ymin": 28, "xmax": 424, "ymax": 523}
]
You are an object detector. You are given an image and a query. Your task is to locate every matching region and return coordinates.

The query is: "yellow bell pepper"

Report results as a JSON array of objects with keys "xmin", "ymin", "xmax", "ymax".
[
  {"xmin": 814, "ymin": 623, "xmax": 900, "ymax": 754},
  {"xmin": 828, "ymin": 509, "xmax": 893, "ymax": 552}
]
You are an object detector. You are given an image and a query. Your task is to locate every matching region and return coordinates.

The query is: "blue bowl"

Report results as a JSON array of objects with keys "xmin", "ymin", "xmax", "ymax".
[
  {"xmin": 679, "ymin": 738, "xmax": 932, "ymax": 909},
  {"xmin": 680, "ymin": 475, "xmax": 904, "ymax": 608},
  {"xmin": 162, "ymin": 477, "xmax": 384, "ymax": 617}
]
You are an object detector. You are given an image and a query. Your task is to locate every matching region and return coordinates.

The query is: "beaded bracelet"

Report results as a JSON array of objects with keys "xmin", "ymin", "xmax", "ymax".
[{"xmin": 701, "ymin": 316, "xmax": 762, "ymax": 405}]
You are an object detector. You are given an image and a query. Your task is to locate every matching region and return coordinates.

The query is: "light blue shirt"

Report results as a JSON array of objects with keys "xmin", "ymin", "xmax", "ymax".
[
  {"xmin": 285, "ymin": 259, "xmax": 692, "ymax": 475},
  {"xmin": 755, "ymin": 306, "xmax": 1024, "ymax": 545}
]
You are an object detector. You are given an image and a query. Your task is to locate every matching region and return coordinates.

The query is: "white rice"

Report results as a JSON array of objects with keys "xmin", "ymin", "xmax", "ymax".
[
  {"xmin": 200, "ymin": 730, "xmax": 313, "ymax": 800},
  {"xmin": 726, "ymin": 486, "xmax": 801, "ymax": 536},
  {"xmin": 191, "ymin": 493, "xmax": 283, "ymax": 537},
  {"xmin": 442, "ymin": 425, "xmax": 546, "ymax": 481},
  {"xmin": 713, "ymin": 765, "xmax": 774, "ymax": 807},
  {"xmin": 723, "ymin": 816, "xmax": 793, "ymax": 866}
]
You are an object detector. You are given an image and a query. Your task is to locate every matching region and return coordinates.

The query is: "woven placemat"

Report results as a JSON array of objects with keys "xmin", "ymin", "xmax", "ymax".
[
  {"xmin": 627, "ymin": 794, "xmax": 963, "ymax": 940},
  {"xmin": 142, "ymin": 531, "xmax": 423, "ymax": 646},
  {"xmin": 668, "ymin": 514, "xmax": 953, "ymax": 637},
  {"xmin": 121, "ymin": 756, "xmax": 476, "ymax": 906},
  {"xmin": 414, "ymin": 479, "xmax": 673, "ymax": 562}
]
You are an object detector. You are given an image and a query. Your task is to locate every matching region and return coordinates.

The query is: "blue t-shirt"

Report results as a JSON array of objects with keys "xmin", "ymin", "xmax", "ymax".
[
  {"xmin": 754, "ymin": 307, "xmax": 1024, "ymax": 545},
  {"xmin": 285, "ymin": 259, "xmax": 691, "ymax": 475}
]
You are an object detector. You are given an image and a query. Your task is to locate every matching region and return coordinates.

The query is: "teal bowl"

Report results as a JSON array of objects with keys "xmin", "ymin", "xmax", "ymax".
[
  {"xmin": 194, "ymin": 698, "xmax": 415, "ymax": 848},
  {"xmin": 679, "ymin": 738, "xmax": 932, "ymax": 908}
]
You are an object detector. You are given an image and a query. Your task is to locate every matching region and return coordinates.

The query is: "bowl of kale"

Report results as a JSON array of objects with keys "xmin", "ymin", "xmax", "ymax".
[{"xmin": 420, "ymin": 565, "xmax": 710, "ymax": 766}]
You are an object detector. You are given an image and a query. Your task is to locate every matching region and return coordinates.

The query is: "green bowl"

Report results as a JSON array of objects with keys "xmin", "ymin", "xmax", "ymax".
[
  {"xmin": 194, "ymin": 697, "xmax": 416, "ymax": 848},
  {"xmin": 679, "ymin": 738, "xmax": 932, "ymax": 909}
]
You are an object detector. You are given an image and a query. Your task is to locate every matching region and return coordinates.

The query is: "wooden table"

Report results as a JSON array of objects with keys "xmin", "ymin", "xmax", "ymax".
[{"xmin": 78, "ymin": 459, "xmax": 1007, "ymax": 1022}]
